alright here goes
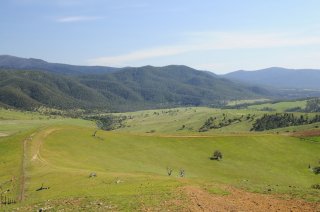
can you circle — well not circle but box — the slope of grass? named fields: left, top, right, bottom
left=226, top=98, right=269, bottom=106
left=248, top=100, right=307, bottom=112
left=0, top=66, right=267, bottom=111
left=0, top=108, right=94, bottom=136
left=114, top=107, right=265, bottom=134
left=114, top=107, right=320, bottom=134
left=18, top=126, right=319, bottom=209
left=0, top=107, right=319, bottom=210
left=0, top=131, right=28, bottom=198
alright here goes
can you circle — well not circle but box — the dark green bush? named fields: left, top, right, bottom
left=210, top=150, right=223, bottom=161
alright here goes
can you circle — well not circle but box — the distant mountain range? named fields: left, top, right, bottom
left=0, top=55, right=269, bottom=111
left=0, top=55, right=118, bottom=75
left=1, top=55, right=320, bottom=111
left=223, top=67, right=320, bottom=89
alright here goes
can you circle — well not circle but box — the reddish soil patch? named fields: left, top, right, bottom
left=291, top=129, right=320, bottom=137
left=169, top=186, right=320, bottom=212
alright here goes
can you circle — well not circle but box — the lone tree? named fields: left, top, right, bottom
left=210, top=150, right=223, bottom=161
left=92, top=130, right=97, bottom=137
left=313, top=166, right=320, bottom=175
left=179, top=169, right=185, bottom=177
left=166, top=167, right=173, bottom=176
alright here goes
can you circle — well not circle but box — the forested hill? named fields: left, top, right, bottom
left=0, top=70, right=111, bottom=110
left=0, top=55, right=118, bottom=75
left=223, top=67, right=320, bottom=89
left=0, top=65, right=269, bottom=111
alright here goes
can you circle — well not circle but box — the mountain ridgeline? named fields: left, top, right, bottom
left=0, top=56, right=269, bottom=111
left=0, top=55, right=118, bottom=75
left=223, top=67, right=320, bottom=89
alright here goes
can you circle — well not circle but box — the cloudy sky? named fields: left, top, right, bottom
left=1, top=0, right=320, bottom=73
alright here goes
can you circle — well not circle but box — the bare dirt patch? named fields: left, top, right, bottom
left=169, top=186, right=320, bottom=212
left=11, top=198, right=117, bottom=211
left=291, top=129, right=320, bottom=137
left=0, top=132, right=8, bottom=137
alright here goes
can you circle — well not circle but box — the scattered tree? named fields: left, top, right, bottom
left=179, top=169, right=185, bottom=177
left=210, top=150, right=223, bottom=161
left=305, top=98, right=320, bottom=112
left=311, top=184, right=320, bottom=189
left=36, top=183, right=50, bottom=191
left=92, top=130, right=97, bottom=137
left=89, top=172, right=97, bottom=178
left=166, top=167, right=173, bottom=176
left=312, top=166, right=320, bottom=175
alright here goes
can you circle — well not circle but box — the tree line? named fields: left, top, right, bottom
left=251, top=113, right=320, bottom=131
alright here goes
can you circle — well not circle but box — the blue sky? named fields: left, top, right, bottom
left=1, top=0, right=320, bottom=73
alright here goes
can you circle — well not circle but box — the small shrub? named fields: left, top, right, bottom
left=166, top=167, right=173, bottom=176
left=312, top=166, right=320, bottom=174
left=89, top=172, right=97, bottom=178
left=210, top=150, right=223, bottom=161
left=311, top=184, right=320, bottom=189
left=179, top=169, right=185, bottom=177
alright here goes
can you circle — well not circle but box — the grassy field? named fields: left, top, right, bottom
left=114, top=107, right=319, bottom=134
left=114, top=107, right=263, bottom=134
left=226, top=98, right=269, bottom=106
left=0, top=105, right=319, bottom=210
left=0, top=108, right=93, bottom=136
left=247, top=100, right=307, bottom=112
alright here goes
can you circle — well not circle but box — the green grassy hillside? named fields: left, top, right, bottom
left=114, top=107, right=259, bottom=134
left=0, top=108, right=319, bottom=210
left=0, top=65, right=270, bottom=111
left=114, top=107, right=320, bottom=134
left=0, top=70, right=110, bottom=110
left=247, top=100, right=307, bottom=112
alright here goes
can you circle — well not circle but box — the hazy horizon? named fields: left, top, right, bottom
left=1, top=0, right=320, bottom=73
left=5, top=54, right=320, bottom=75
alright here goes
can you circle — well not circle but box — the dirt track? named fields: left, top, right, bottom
left=169, top=186, right=320, bottom=212
left=19, top=137, right=28, bottom=202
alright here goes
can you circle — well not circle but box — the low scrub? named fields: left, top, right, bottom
left=313, top=166, right=320, bottom=175
left=311, top=184, right=320, bottom=189
left=210, top=150, right=223, bottom=161
left=85, top=114, right=127, bottom=131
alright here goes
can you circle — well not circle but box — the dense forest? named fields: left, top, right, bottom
left=0, top=66, right=268, bottom=112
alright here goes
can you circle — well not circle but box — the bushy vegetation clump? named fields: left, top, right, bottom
left=305, top=98, right=320, bottom=112
left=311, top=184, right=320, bottom=189
left=210, top=150, right=223, bottom=161
left=313, top=166, right=320, bottom=175
left=251, top=113, right=320, bottom=131
left=199, top=114, right=244, bottom=132
left=86, top=115, right=127, bottom=131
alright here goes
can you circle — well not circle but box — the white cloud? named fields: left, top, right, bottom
left=88, top=45, right=192, bottom=66
left=88, top=31, right=320, bottom=66
left=56, top=16, right=103, bottom=23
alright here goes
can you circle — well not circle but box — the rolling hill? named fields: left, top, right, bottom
left=1, top=107, right=319, bottom=210
left=0, top=55, right=118, bottom=75
left=0, top=70, right=111, bottom=109
left=0, top=56, right=271, bottom=111
left=77, top=65, right=270, bottom=110
left=223, top=67, right=320, bottom=89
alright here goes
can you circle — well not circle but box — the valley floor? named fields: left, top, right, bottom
left=0, top=107, right=319, bottom=211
